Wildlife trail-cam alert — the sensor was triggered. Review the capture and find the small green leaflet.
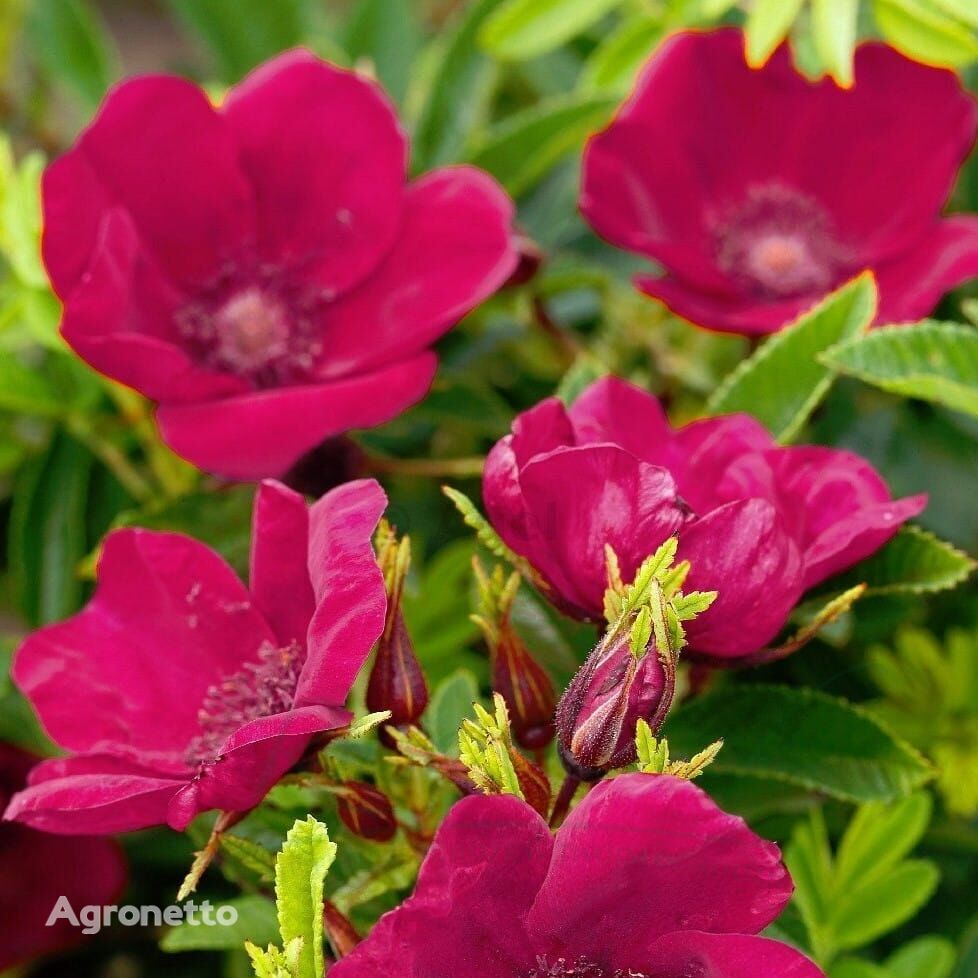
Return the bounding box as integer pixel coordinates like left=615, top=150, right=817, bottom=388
left=274, top=816, right=337, bottom=978
left=707, top=273, right=876, bottom=442
left=821, top=320, right=978, bottom=418
left=787, top=796, right=941, bottom=967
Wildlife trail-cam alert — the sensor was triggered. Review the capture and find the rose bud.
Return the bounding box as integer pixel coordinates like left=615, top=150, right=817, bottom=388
left=367, top=528, right=429, bottom=746
left=335, top=781, right=397, bottom=843
left=556, top=620, right=672, bottom=779
left=473, top=561, right=557, bottom=750
left=556, top=541, right=716, bottom=779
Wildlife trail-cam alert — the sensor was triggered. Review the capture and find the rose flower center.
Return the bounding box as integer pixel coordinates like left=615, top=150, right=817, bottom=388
left=523, top=957, right=650, bottom=978
left=714, top=184, right=847, bottom=298
left=184, top=641, right=304, bottom=767
left=176, top=263, right=329, bottom=388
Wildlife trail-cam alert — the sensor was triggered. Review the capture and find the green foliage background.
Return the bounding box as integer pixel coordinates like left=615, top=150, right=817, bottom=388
left=1, top=1, right=978, bottom=976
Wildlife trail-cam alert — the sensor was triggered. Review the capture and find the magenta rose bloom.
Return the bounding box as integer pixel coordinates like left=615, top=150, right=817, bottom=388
left=0, top=743, right=127, bottom=970
left=44, top=51, right=518, bottom=479
left=484, top=377, right=926, bottom=661
left=581, top=29, right=978, bottom=335
left=3, top=479, right=387, bottom=834
left=331, top=773, right=823, bottom=978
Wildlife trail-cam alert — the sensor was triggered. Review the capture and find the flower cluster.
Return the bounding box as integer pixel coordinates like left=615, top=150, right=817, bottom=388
left=5, top=18, right=972, bottom=978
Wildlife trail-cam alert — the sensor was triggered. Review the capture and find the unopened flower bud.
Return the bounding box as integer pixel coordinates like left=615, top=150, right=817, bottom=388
left=368, top=529, right=430, bottom=746
left=490, top=627, right=557, bottom=750
left=367, top=610, right=429, bottom=738
left=556, top=628, right=672, bottom=780
left=473, top=561, right=557, bottom=750
left=335, top=781, right=397, bottom=842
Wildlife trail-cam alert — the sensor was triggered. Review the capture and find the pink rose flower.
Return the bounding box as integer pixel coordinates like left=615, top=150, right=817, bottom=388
left=581, top=29, right=978, bottom=335
left=0, top=743, right=126, bottom=970
left=483, top=377, right=926, bottom=661
left=3, top=479, right=387, bottom=834
left=331, top=773, right=824, bottom=978
left=44, top=50, right=518, bottom=479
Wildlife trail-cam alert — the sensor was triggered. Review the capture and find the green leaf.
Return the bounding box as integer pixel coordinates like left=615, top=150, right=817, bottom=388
left=821, top=526, right=975, bottom=597
left=579, top=15, right=661, bottom=94
left=220, top=834, right=277, bottom=883
left=811, top=0, right=859, bottom=85
left=427, top=669, right=481, bottom=755
left=411, top=0, right=499, bottom=169
left=834, top=792, right=932, bottom=890
left=822, top=321, right=978, bottom=417
left=26, top=0, right=118, bottom=108
left=663, top=685, right=933, bottom=803
left=165, top=0, right=308, bottom=80
left=468, top=94, right=616, bottom=197
left=785, top=809, right=835, bottom=960
left=0, top=140, right=47, bottom=288
left=954, top=917, right=978, bottom=978
left=707, top=273, right=877, bottom=442
left=830, top=861, right=939, bottom=951
left=161, top=896, right=278, bottom=952
left=745, top=0, right=806, bottom=66
left=9, top=431, right=96, bottom=625
left=480, top=0, right=625, bottom=61
left=888, top=936, right=956, bottom=978
left=343, top=0, right=420, bottom=103
left=275, top=817, right=336, bottom=978
left=0, top=355, right=67, bottom=417
left=872, top=0, right=978, bottom=67
left=829, top=960, right=887, bottom=978
left=927, top=0, right=978, bottom=27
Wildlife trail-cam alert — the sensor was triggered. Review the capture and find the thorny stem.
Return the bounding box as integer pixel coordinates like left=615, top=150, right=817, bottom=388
left=548, top=775, right=582, bottom=830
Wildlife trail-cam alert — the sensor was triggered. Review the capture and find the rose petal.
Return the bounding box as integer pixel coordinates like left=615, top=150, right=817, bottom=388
left=222, top=50, right=407, bottom=295
left=13, top=528, right=275, bottom=760
left=156, top=352, right=437, bottom=479
left=318, top=166, right=517, bottom=378
left=678, top=500, right=804, bottom=658
left=249, top=480, right=315, bottom=648
left=296, top=479, right=388, bottom=707
left=527, top=775, right=793, bottom=959
left=331, top=794, right=554, bottom=978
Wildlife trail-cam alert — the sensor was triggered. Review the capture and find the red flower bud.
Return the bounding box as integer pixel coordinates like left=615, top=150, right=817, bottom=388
left=490, top=627, right=557, bottom=750
left=335, top=781, right=398, bottom=842
left=555, top=630, right=673, bottom=779
left=509, top=749, right=551, bottom=818
left=366, top=609, right=430, bottom=738
left=368, top=529, right=429, bottom=747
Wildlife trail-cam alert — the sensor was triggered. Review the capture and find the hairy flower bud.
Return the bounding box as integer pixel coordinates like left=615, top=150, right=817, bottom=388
left=473, top=560, right=557, bottom=750
left=490, top=627, right=557, bottom=750
left=335, top=781, right=398, bottom=842
left=368, top=528, right=430, bottom=746
left=556, top=630, right=672, bottom=779
left=366, top=610, right=430, bottom=739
